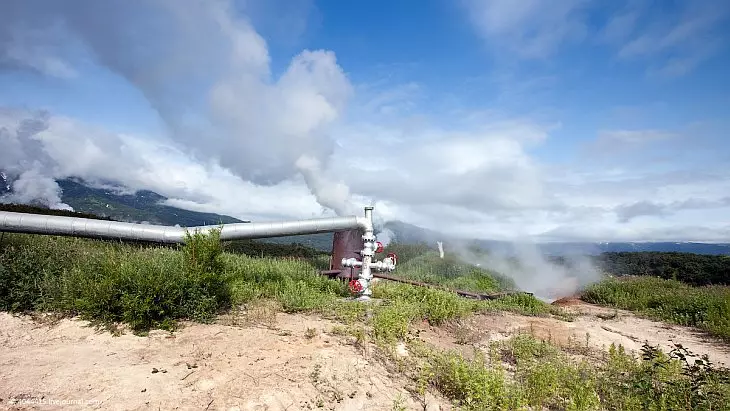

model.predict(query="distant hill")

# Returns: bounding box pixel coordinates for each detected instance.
[1,174,336,249]
[56,178,247,227]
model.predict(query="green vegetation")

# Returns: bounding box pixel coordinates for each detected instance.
[0,232,545,334]
[378,243,516,293]
[582,276,730,341]
[3,228,730,409]
[595,251,730,286]
[0,230,230,331]
[223,238,329,260]
[0,203,114,221]
[409,335,730,410]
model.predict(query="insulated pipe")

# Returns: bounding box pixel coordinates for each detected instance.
[0,206,387,299]
[0,211,371,243]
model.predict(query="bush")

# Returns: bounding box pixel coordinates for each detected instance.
[0,230,543,335]
[413,335,730,411]
[0,230,230,331]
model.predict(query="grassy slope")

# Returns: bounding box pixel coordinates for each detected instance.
[582,276,730,341]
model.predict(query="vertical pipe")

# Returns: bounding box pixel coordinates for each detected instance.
[358,206,375,300]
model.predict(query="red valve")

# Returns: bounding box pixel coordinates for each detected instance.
[387,252,398,265]
[375,241,384,253]
[348,279,363,294]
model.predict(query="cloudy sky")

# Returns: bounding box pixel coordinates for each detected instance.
[1,0,729,242]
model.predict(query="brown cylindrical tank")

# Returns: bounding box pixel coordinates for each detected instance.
[330,229,364,280]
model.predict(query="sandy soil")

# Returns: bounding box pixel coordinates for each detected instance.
[2,300,729,410]
[0,312,449,411]
[418,300,730,367]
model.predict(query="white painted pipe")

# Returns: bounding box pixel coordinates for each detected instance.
[0,210,372,243]
[0,206,391,299]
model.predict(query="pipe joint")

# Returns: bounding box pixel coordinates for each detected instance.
[341,258,363,268]
[360,248,375,257]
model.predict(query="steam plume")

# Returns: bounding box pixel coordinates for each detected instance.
[1,0,352,215]
[295,154,357,216]
[376,227,396,246]
[452,241,601,301]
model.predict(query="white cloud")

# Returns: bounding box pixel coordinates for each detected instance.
[616,0,729,77]
[463,0,728,76]
[462,0,591,58]
[0,108,326,221]
[1,1,729,243]
[0,0,352,188]
[3,104,729,242]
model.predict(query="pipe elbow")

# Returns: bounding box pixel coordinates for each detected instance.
[356,217,373,234]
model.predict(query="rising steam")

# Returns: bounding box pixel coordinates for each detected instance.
[0,109,72,210]
[295,154,357,216]
[452,241,601,301]
[376,227,396,246]
[1,0,351,215]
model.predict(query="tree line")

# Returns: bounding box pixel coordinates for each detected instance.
[593,252,730,286]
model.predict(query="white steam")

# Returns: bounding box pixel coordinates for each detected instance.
[295,154,357,216]
[453,241,601,301]
[0,169,72,211]
[376,227,396,247]
[0,0,352,215]
[0,109,72,210]
[437,241,444,259]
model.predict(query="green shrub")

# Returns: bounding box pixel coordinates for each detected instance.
[414,334,730,411]
[385,249,516,293]
[0,231,230,331]
[426,349,514,410]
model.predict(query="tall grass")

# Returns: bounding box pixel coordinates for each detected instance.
[0,231,230,331]
[0,232,549,333]
[411,335,730,411]
[582,276,730,340]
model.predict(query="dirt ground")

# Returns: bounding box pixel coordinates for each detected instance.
[1,301,729,410]
[418,300,730,367]
[0,311,449,411]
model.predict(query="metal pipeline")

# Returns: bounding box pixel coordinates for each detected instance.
[0,210,372,243]
[0,206,393,299]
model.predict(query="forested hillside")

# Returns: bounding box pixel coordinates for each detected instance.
[595,252,730,285]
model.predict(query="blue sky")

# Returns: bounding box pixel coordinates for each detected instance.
[1,0,729,242]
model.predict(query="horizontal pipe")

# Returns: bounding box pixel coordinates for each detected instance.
[0,211,369,244]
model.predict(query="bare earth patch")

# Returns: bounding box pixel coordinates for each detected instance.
[417,301,730,366]
[0,312,449,411]
[2,301,729,410]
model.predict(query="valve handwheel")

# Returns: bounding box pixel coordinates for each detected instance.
[387,252,398,265]
[348,279,363,294]
[375,241,384,253]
